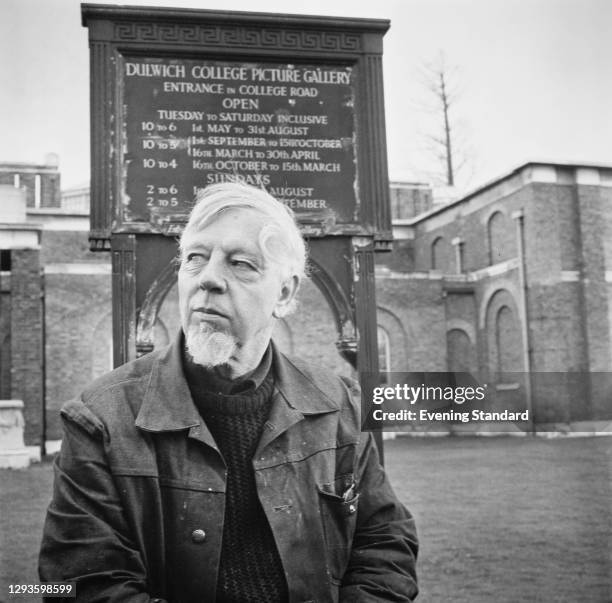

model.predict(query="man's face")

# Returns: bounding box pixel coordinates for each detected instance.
[178,207,296,373]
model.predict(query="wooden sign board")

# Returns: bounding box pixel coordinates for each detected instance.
[82,5,392,247]
[122,58,357,234]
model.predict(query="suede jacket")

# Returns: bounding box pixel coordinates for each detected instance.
[39,334,418,602]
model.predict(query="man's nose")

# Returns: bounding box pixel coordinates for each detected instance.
[198,256,227,292]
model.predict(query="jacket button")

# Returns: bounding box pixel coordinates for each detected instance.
[348,504,357,514]
[191,529,206,543]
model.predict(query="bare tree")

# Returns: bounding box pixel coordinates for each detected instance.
[414,52,473,189]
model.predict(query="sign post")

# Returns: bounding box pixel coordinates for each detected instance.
[82,6,392,452]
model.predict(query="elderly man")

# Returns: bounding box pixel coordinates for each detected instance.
[39,182,418,602]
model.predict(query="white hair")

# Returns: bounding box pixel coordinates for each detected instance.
[179,182,307,313]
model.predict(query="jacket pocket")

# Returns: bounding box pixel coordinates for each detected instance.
[317,474,360,583]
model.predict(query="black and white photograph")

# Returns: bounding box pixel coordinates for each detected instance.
[1,0,611,601]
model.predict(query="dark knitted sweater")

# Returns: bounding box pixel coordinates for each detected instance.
[184,357,288,603]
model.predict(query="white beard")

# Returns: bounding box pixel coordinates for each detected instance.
[185,322,237,367]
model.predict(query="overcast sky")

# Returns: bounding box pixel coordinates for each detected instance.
[1,0,610,192]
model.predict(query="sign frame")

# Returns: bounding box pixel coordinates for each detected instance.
[82,4,392,249]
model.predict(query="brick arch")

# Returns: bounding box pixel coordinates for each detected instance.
[484,289,524,377]
[446,318,476,345]
[482,204,509,225]
[478,279,522,330]
[306,257,356,345]
[446,328,477,374]
[136,260,178,355]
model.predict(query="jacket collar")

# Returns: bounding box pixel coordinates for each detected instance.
[272,344,340,415]
[135,331,201,433]
[135,331,340,442]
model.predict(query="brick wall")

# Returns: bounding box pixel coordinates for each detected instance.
[0,276,11,399]
[41,231,105,264]
[0,168,61,208]
[378,240,415,273]
[573,184,611,371]
[280,278,354,376]
[41,173,61,208]
[10,249,43,445]
[390,184,433,219]
[376,276,447,371]
[444,291,477,373]
[44,272,112,440]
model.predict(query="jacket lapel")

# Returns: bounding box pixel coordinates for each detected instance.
[134,332,219,451]
[256,343,340,454]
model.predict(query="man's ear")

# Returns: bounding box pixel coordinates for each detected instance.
[273,275,300,319]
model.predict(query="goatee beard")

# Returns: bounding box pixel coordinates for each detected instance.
[185,322,237,367]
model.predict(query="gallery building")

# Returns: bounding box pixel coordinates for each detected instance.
[0,159,610,461]
[376,163,612,431]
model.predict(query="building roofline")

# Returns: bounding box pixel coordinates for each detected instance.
[405,160,612,226]
[0,223,43,232]
[27,208,89,218]
[0,162,59,173]
[61,183,90,193]
[389,180,431,188]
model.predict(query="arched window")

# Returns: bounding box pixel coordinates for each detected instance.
[446,328,476,374]
[431,236,452,272]
[487,211,516,265]
[484,290,524,383]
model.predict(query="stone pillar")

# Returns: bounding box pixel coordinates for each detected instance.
[0,400,30,468]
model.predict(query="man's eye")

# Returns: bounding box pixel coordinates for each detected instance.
[231,259,256,271]
[184,253,206,267]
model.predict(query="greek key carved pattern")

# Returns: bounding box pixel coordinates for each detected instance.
[113,22,361,51]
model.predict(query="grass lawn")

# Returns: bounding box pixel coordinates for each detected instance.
[385,435,612,602]
[1,462,55,603]
[1,436,611,602]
